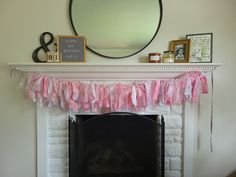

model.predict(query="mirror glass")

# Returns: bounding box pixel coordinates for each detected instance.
[70,0,162,58]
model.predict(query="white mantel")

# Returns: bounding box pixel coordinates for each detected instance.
[8,63,221,80]
[8,62,221,177]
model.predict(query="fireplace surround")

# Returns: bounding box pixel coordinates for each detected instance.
[8,62,221,177]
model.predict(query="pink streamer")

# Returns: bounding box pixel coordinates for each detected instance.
[25,71,209,112]
[152,80,161,106]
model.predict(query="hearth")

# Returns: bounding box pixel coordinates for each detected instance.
[69,112,165,177]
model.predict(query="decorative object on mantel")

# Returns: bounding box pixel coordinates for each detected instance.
[162,51,174,63]
[57,35,86,63]
[32,32,58,63]
[22,71,208,113]
[170,39,190,63]
[148,52,162,63]
[186,33,213,63]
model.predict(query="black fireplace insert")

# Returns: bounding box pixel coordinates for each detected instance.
[69,112,165,177]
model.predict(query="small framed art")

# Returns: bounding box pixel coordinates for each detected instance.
[186,33,213,63]
[57,36,86,62]
[170,39,190,63]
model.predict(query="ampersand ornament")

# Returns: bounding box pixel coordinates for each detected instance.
[32,32,55,63]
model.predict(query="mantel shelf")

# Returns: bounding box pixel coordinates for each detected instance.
[8,63,221,80]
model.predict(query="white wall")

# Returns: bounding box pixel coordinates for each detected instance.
[0,0,235,177]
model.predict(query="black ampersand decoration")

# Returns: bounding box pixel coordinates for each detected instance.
[32,32,55,63]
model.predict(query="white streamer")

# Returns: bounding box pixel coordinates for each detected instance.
[131,84,137,106]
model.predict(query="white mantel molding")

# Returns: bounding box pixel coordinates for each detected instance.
[8,63,221,80]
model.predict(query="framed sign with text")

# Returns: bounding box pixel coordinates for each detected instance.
[57,36,86,62]
[186,33,213,63]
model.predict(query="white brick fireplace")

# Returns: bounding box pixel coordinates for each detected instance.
[9,63,221,177]
[38,106,184,177]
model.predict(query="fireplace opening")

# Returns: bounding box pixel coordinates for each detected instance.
[69,112,165,177]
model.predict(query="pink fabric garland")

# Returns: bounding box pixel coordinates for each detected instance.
[25,71,208,112]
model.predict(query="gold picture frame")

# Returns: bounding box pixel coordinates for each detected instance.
[170,39,190,63]
[57,36,86,63]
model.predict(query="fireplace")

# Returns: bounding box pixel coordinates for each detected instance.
[8,63,221,177]
[69,112,165,177]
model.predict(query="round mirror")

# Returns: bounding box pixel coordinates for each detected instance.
[69,0,162,58]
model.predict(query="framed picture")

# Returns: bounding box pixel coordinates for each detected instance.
[170,39,190,63]
[57,36,86,62]
[186,33,213,63]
